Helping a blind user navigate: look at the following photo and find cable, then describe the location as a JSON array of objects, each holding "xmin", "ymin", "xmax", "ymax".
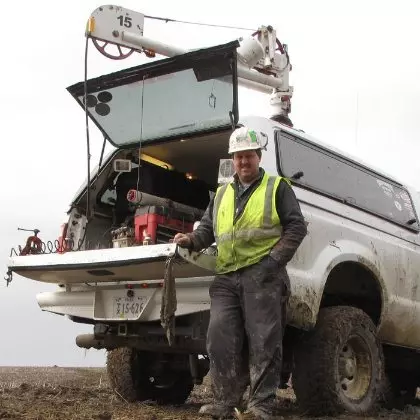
[
  {"xmin": 98, "ymin": 135, "xmax": 107, "ymax": 172},
  {"xmin": 84, "ymin": 35, "xmax": 91, "ymax": 221},
  {"xmin": 136, "ymin": 75, "xmax": 146, "ymax": 194},
  {"xmin": 144, "ymin": 14, "xmax": 256, "ymax": 32},
  {"xmin": 78, "ymin": 35, "xmax": 91, "ymax": 251}
]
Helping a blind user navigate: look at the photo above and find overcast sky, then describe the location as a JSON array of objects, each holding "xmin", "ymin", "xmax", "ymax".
[{"xmin": 0, "ymin": 0, "xmax": 419, "ymax": 366}]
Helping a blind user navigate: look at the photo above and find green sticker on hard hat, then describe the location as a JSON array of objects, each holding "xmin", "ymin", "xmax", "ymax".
[{"xmin": 249, "ymin": 130, "xmax": 258, "ymax": 143}]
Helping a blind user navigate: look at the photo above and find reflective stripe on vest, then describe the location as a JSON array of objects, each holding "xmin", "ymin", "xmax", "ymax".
[{"xmin": 213, "ymin": 173, "xmax": 287, "ymax": 274}]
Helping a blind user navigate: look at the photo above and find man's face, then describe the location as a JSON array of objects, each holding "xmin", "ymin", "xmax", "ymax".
[{"xmin": 233, "ymin": 150, "xmax": 261, "ymax": 183}]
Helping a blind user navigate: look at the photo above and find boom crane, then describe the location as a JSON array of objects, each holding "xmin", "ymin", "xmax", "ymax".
[{"xmin": 85, "ymin": 5, "xmax": 293, "ymax": 124}]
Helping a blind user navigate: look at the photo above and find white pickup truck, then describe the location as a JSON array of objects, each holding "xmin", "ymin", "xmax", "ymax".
[{"xmin": 7, "ymin": 41, "xmax": 420, "ymax": 415}]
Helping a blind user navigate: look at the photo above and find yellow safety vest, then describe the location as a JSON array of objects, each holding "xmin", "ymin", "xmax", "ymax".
[{"xmin": 213, "ymin": 173, "xmax": 287, "ymax": 274}]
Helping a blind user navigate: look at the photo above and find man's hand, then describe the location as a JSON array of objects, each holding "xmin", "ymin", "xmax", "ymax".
[{"xmin": 173, "ymin": 233, "xmax": 192, "ymax": 248}]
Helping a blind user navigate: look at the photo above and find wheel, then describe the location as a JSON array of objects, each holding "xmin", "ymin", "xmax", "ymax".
[
  {"xmin": 107, "ymin": 348, "xmax": 194, "ymax": 405},
  {"xmin": 107, "ymin": 347, "xmax": 150, "ymax": 402},
  {"xmin": 380, "ymin": 369, "xmax": 418, "ymax": 409},
  {"xmin": 293, "ymin": 306, "xmax": 384, "ymax": 415},
  {"xmin": 91, "ymin": 39, "xmax": 136, "ymax": 60}
]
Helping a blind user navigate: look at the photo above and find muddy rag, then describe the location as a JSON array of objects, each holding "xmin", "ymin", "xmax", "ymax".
[{"xmin": 160, "ymin": 255, "xmax": 177, "ymax": 346}]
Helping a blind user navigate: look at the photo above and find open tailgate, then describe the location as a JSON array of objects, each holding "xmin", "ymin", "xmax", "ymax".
[{"xmin": 8, "ymin": 244, "xmax": 216, "ymax": 284}]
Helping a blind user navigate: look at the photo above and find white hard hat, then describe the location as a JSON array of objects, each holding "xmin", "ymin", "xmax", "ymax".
[{"xmin": 228, "ymin": 126, "xmax": 262, "ymax": 154}]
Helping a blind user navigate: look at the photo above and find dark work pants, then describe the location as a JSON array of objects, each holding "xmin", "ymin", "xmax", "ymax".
[{"xmin": 206, "ymin": 256, "xmax": 288, "ymax": 410}]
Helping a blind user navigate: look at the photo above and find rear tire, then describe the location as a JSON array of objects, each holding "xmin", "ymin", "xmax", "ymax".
[
  {"xmin": 107, "ymin": 348, "xmax": 194, "ymax": 405},
  {"xmin": 293, "ymin": 306, "xmax": 384, "ymax": 415},
  {"xmin": 107, "ymin": 347, "xmax": 150, "ymax": 402}
]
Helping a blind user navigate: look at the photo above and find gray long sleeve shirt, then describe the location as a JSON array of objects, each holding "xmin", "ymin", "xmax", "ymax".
[{"xmin": 187, "ymin": 169, "xmax": 307, "ymax": 267}]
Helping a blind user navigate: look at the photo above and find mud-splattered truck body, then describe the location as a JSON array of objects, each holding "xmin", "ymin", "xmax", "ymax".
[{"xmin": 8, "ymin": 43, "xmax": 420, "ymax": 415}]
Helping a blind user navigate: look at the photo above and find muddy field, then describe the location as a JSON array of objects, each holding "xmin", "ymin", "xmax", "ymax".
[{"xmin": 0, "ymin": 367, "xmax": 418, "ymax": 420}]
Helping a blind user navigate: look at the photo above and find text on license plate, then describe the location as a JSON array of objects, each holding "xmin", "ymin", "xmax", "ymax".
[{"xmin": 113, "ymin": 296, "xmax": 149, "ymax": 319}]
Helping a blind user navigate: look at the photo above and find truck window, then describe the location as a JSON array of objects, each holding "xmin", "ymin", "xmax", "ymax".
[
  {"xmin": 67, "ymin": 43, "xmax": 239, "ymax": 148},
  {"xmin": 276, "ymin": 131, "xmax": 419, "ymax": 231}
]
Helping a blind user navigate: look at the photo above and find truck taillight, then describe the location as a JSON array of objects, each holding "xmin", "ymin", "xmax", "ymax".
[{"xmin": 57, "ymin": 223, "xmax": 69, "ymax": 254}]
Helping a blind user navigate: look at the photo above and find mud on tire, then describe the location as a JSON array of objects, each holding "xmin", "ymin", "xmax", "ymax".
[
  {"xmin": 107, "ymin": 347, "xmax": 148, "ymax": 402},
  {"xmin": 293, "ymin": 306, "xmax": 384, "ymax": 415},
  {"xmin": 107, "ymin": 348, "xmax": 194, "ymax": 405}
]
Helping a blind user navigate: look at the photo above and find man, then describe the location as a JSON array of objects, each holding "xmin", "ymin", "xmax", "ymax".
[{"xmin": 174, "ymin": 126, "xmax": 307, "ymax": 419}]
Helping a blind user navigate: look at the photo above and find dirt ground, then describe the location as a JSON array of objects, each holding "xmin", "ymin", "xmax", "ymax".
[{"xmin": 0, "ymin": 367, "xmax": 418, "ymax": 420}]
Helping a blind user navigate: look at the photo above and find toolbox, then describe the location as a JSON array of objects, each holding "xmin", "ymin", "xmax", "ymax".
[{"xmin": 134, "ymin": 205, "xmax": 195, "ymax": 244}]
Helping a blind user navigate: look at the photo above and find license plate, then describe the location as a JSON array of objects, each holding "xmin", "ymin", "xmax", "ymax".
[{"xmin": 112, "ymin": 296, "xmax": 149, "ymax": 319}]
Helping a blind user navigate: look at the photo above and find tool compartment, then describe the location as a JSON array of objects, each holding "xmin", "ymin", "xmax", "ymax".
[{"xmin": 134, "ymin": 205, "xmax": 195, "ymax": 245}]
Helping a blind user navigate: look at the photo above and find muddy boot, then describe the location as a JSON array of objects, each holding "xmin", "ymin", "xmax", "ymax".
[{"xmin": 199, "ymin": 403, "xmax": 235, "ymax": 419}]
